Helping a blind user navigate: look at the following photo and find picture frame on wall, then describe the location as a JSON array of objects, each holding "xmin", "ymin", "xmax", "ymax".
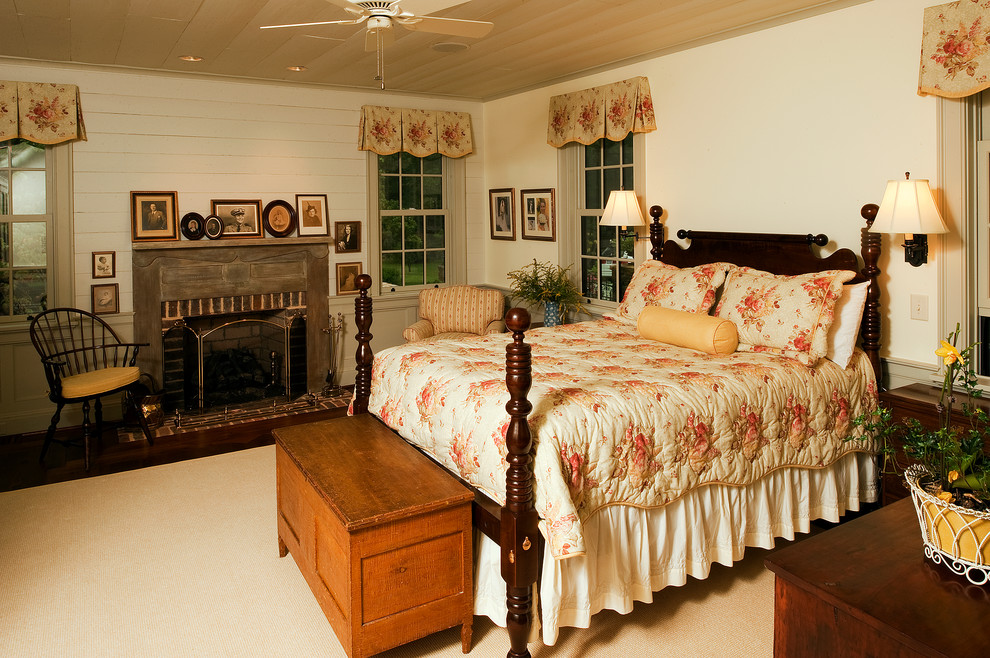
[
  {"xmin": 130, "ymin": 191, "xmax": 178, "ymax": 242},
  {"xmin": 489, "ymin": 188, "xmax": 515, "ymax": 240},
  {"xmin": 520, "ymin": 188, "xmax": 556, "ymax": 242},
  {"xmin": 262, "ymin": 199, "xmax": 297, "ymax": 238},
  {"xmin": 211, "ymin": 199, "xmax": 262, "ymax": 237},
  {"xmin": 336, "ymin": 262, "xmax": 362, "ymax": 295},
  {"xmin": 92, "ymin": 251, "xmax": 115, "ymax": 279},
  {"xmin": 296, "ymin": 194, "xmax": 329, "ymax": 236},
  {"xmin": 334, "ymin": 221, "xmax": 360, "ymax": 253},
  {"xmin": 91, "ymin": 283, "xmax": 119, "ymax": 315}
]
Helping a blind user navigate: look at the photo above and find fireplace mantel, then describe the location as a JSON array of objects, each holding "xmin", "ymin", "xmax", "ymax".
[{"xmin": 133, "ymin": 238, "xmax": 331, "ymax": 394}]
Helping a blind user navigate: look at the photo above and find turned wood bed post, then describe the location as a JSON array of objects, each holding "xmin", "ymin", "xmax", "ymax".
[
  {"xmin": 649, "ymin": 205, "xmax": 665, "ymax": 261},
  {"xmin": 352, "ymin": 274, "xmax": 374, "ymax": 415},
  {"xmin": 502, "ymin": 308, "xmax": 539, "ymax": 658},
  {"xmin": 859, "ymin": 204, "xmax": 883, "ymax": 387}
]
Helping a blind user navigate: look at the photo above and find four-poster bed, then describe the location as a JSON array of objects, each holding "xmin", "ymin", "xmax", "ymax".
[{"xmin": 345, "ymin": 204, "xmax": 883, "ymax": 658}]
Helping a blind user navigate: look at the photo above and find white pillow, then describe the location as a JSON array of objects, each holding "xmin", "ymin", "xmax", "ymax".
[{"xmin": 825, "ymin": 281, "xmax": 869, "ymax": 368}]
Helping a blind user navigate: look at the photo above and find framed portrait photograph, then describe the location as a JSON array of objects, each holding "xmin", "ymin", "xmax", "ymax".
[
  {"xmin": 489, "ymin": 188, "xmax": 515, "ymax": 240},
  {"xmin": 180, "ymin": 212, "xmax": 205, "ymax": 240},
  {"xmin": 130, "ymin": 191, "xmax": 178, "ymax": 242},
  {"xmin": 91, "ymin": 283, "xmax": 119, "ymax": 315},
  {"xmin": 211, "ymin": 199, "xmax": 262, "ymax": 237},
  {"xmin": 334, "ymin": 221, "xmax": 361, "ymax": 253},
  {"xmin": 520, "ymin": 188, "xmax": 556, "ymax": 242},
  {"xmin": 263, "ymin": 199, "xmax": 297, "ymax": 238},
  {"xmin": 296, "ymin": 194, "xmax": 329, "ymax": 236},
  {"xmin": 336, "ymin": 262, "xmax": 363, "ymax": 295},
  {"xmin": 204, "ymin": 215, "xmax": 224, "ymax": 240},
  {"xmin": 92, "ymin": 251, "xmax": 115, "ymax": 279}
]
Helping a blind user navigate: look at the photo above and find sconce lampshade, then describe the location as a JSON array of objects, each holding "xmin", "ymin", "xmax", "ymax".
[
  {"xmin": 600, "ymin": 190, "xmax": 646, "ymax": 229},
  {"xmin": 869, "ymin": 175, "xmax": 948, "ymax": 237}
]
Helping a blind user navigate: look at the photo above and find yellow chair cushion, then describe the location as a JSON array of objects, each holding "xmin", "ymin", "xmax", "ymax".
[
  {"xmin": 637, "ymin": 306, "xmax": 738, "ymax": 355},
  {"xmin": 60, "ymin": 366, "xmax": 141, "ymax": 399}
]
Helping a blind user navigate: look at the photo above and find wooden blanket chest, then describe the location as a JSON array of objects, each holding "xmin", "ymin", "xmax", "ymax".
[{"xmin": 274, "ymin": 415, "xmax": 474, "ymax": 657}]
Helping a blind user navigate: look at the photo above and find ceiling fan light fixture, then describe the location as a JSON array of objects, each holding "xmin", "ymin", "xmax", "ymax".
[{"xmin": 431, "ymin": 41, "xmax": 469, "ymax": 53}]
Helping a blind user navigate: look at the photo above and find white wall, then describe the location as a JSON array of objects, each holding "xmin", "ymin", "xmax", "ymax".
[
  {"xmin": 0, "ymin": 59, "xmax": 485, "ymax": 433},
  {"xmin": 483, "ymin": 0, "xmax": 942, "ymax": 367}
]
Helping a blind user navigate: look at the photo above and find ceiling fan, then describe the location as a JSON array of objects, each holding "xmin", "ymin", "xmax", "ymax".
[{"xmin": 261, "ymin": 1, "xmax": 494, "ymax": 88}]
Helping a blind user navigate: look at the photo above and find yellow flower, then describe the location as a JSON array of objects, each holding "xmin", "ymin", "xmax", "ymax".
[
  {"xmin": 938, "ymin": 491, "xmax": 953, "ymax": 502},
  {"xmin": 936, "ymin": 340, "xmax": 964, "ymax": 366},
  {"xmin": 949, "ymin": 470, "xmax": 960, "ymax": 483}
]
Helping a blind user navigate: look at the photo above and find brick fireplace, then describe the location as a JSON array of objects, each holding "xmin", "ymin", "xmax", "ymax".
[{"xmin": 132, "ymin": 239, "xmax": 330, "ymax": 407}]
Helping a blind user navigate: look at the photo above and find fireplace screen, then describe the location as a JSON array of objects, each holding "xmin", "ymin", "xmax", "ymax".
[{"xmin": 162, "ymin": 310, "xmax": 307, "ymax": 412}]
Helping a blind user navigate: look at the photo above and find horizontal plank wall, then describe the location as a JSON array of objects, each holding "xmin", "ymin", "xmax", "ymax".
[{"xmin": 0, "ymin": 59, "xmax": 485, "ymax": 434}]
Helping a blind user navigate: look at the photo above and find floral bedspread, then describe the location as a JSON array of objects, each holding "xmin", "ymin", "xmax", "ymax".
[{"xmin": 369, "ymin": 318, "xmax": 877, "ymax": 559}]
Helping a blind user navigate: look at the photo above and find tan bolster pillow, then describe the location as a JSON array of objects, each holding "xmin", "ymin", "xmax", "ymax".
[{"xmin": 637, "ymin": 306, "xmax": 738, "ymax": 355}]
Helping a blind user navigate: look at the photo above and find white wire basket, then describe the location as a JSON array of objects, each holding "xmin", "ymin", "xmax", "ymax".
[{"xmin": 906, "ymin": 464, "xmax": 990, "ymax": 586}]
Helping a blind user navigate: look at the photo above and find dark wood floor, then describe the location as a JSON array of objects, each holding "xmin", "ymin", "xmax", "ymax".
[{"xmin": 0, "ymin": 405, "xmax": 348, "ymax": 494}]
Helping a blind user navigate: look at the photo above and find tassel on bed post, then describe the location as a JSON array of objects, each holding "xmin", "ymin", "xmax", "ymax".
[
  {"xmin": 351, "ymin": 274, "xmax": 374, "ymax": 415},
  {"xmin": 859, "ymin": 204, "xmax": 883, "ymax": 388},
  {"xmin": 502, "ymin": 308, "xmax": 539, "ymax": 658}
]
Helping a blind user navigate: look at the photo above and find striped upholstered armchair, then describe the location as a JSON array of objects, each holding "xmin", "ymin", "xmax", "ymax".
[{"xmin": 402, "ymin": 285, "xmax": 505, "ymax": 342}]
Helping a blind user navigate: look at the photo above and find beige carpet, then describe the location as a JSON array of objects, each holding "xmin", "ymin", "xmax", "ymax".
[{"xmin": 0, "ymin": 446, "xmax": 776, "ymax": 657}]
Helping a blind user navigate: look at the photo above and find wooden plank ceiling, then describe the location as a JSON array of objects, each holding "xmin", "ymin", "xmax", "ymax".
[{"xmin": 0, "ymin": 0, "xmax": 866, "ymax": 100}]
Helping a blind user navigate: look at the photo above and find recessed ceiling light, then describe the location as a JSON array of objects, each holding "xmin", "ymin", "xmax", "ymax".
[
  {"xmin": 287, "ymin": 66, "xmax": 307, "ymax": 72},
  {"xmin": 179, "ymin": 55, "xmax": 203, "ymax": 62},
  {"xmin": 431, "ymin": 42, "xmax": 470, "ymax": 53}
]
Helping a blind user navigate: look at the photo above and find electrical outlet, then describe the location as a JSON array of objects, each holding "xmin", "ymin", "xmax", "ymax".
[{"xmin": 910, "ymin": 294, "xmax": 928, "ymax": 321}]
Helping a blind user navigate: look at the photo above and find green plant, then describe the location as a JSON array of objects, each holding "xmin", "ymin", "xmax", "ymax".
[
  {"xmin": 506, "ymin": 259, "xmax": 587, "ymax": 317},
  {"xmin": 855, "ymin": 324, "xmax": 990, "ymax": 510}
]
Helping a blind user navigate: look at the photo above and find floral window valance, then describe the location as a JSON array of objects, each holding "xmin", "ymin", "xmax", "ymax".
[
  {"xmin": 918, "ymin": 1, "xmax": 990, "ymax": 98},
  {"xmin": 358, "ymin": 105, "xmax": 473, "ymax": 158},
  {"xmin": 0, "ymin": 80, "xmax": 87, "ymax": 145},
  {"xmin": 547, "ymin": 76, "xmax": 656, "ymax": 148}
]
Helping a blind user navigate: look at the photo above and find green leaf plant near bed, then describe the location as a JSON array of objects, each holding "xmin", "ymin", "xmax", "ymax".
[{"xmin": 506, "ymin": 259, "xmax": 588, "ymax": 324}]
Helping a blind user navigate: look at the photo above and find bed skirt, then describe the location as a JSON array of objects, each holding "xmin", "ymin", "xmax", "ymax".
[{"xmin": 473, "ymin": 451, "xmax": 877, "ymax": 645}]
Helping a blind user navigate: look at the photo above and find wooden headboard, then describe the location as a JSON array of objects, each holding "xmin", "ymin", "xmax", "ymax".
[{"xmin": 644, "ymin": 204, "xmax": 882, "ymax": 381}]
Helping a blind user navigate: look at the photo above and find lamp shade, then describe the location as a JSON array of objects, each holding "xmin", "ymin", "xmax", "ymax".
[
  {"xmin": 600, "ymin": 190, "xmax": 646, "ymax": 228},
  {"xmin": 870, "ymin": 176, "xmax": 948, "ymax": 235}
]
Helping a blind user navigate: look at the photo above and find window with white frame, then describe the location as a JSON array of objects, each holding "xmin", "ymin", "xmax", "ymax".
[
  {"xmin": 371, "ymin": 151, "xmax": 465, "ymax": 295},
  {"xmin": 0, "ymin": 140, "xmax": 53, "ymax": 319}
]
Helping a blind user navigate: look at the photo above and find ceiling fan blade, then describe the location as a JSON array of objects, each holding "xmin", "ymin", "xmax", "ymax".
[
  {"xmin": 260, "ymin": 17, "xmax": 365, "ymax": 30},
  {"xmin": 398, "ymin": 15, "xmax": 493, "ymax": 38},
  {"xmin": 365, "ymin": 24, "xmax": 395, "ymax": 52},
  {"xmin": 398, "ymin": 0, "xmax": 471, "ymax": 15}
]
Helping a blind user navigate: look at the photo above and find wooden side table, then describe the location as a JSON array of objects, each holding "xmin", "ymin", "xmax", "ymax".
[{"xmin": 765, "ymin": 498, "xmax": 990, "ymax": 657}]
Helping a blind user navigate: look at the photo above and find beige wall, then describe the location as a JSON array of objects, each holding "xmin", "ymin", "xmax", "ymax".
[{"xmin": 483, "ymin": 0, "xmax": 943, "ymax": 367}]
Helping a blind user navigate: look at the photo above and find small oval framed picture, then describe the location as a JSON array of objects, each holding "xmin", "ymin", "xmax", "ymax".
[
  {"xmin": 204, "ymin": 215, "xmax": 224, "ymax": 240},
  {"xmin": 180, "ymin": 212, "xmax": 206, "ymax": 240},
  {"xmin": 263, "ymin": 199, "xmax": 297, "ymax": 238}
]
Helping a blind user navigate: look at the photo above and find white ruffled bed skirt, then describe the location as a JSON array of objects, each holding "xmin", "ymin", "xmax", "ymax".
[{"xmin": 473, "ymin": 451, "xmax": 877, "ymax": 645}]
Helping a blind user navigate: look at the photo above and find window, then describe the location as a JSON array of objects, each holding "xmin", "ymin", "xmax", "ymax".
[
  {"xmin": 0, "ymin": 140, "xmax": 51, "ymax": 319},
  {"xmin": 579, "ymin": 134, "xmax": 637, "ymax": 304},
  {"xmin": 376, "ymin": 152, "xmax": 448, "ymax": 291}
]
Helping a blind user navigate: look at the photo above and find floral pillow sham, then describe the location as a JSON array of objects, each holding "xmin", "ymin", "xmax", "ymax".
[
  {"xmin": 714, "ymin": 267, "xmax": 857, "ymax": 365},
  {"xmin": 610, "ymin": 261, "xmax": 733, "ymax": 322}
]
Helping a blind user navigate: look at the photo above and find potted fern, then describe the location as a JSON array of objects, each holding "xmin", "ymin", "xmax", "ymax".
[{"xmin": 505, "ymin": 259, "xmax": 586, "ymax": 326}]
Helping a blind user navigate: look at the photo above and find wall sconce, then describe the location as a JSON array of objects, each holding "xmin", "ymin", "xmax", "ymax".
[
  {"xmin": 599, "ymin": 190, "xmax": 646, "ymax": 238},
  {"xmin": 869, "ymin": 172, "xmax": 948, "ymax": 267}
]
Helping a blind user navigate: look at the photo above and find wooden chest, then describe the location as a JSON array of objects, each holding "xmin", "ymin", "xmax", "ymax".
[{"xmin": 274, "ymin": 415, "xmax": 474, "ymax": 657}]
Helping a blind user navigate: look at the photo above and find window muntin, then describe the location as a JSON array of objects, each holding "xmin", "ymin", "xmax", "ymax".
[
  {"xmin": 0, "ymin": 140, "xmax": 49, "ymax": 318},
  {"xmin": 579, "ymin": 134, "xmax": 636, "ymax": 304},
  {"xmin": 378, "ymin": 152, "xmax": 447, "ymax": 291}
]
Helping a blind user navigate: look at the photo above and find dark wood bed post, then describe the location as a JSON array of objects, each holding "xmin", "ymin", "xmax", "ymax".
[
  {"xmin": 649, "ymin": 205, "xmax": 665, "ymax": 261},
  {"xmin": 351, "ymin": 274, "xmax": 374, "ymax": 415},
  {"xmin": 501, "ymin": 308, "xmax": 539, "ymax": 658},
  {"xmin": 859, "ymin": 204, "xmax": 883, "ymax": 387}
]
